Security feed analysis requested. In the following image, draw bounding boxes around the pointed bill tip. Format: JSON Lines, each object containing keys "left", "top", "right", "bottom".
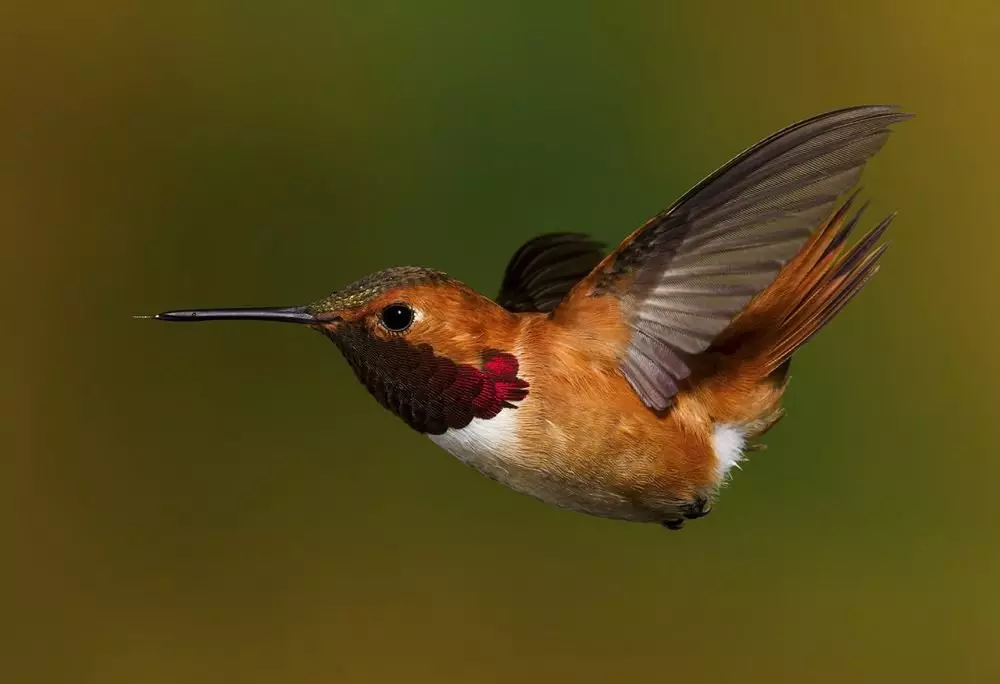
{"left": 144, "top": 306, "right": 317, "bottom": 323}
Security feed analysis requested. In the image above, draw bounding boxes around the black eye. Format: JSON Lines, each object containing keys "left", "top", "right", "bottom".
{"left": 380, "top": 304, "right": 414, "bottom": 332}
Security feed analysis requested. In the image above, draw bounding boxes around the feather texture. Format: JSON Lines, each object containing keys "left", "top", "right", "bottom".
{"left": 331, "top": 323, "right": 529, "bottom": 435}
{"left": 497, "top": 233, "right": 605, "bottom": 313}
{"left": 762, "top": 210, "right": 894, "bottom": 373}
{"left": 708, "top": 192, "right": 892, "bottom": 376}
{"left": 574, "top": 105, "right": 910, "bottom": 410}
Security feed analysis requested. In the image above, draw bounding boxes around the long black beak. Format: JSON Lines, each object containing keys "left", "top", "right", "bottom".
{"left": 143, "top": 306, "right": 316, "bottom": 324}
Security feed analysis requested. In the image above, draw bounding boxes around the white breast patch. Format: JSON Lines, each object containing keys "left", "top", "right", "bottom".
{"left": 428, "top": 409, "right": 520, "bottom": 484}
{"left": 712, "top": 423, "right": 747, "bottom": 481}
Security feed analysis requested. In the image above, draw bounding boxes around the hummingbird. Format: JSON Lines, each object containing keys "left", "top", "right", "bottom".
{"left": 150, "top": 105, "right": 909, "bottom": 530}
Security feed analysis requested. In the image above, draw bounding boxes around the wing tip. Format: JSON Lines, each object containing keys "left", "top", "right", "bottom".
{"left": 816, "top": 103, "right": 914, "bottom": 121}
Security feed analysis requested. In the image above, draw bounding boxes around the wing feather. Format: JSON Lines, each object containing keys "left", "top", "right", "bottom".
{"left": 560, "top": 105, "right": 910, "bottom": 409}
{"left": 497, "top": 233, "right": 605, "bottom": 313}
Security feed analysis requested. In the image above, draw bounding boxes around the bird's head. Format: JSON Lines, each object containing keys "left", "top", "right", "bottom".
{"left": 151, "top": 267, "right": 529, "bottom": 433}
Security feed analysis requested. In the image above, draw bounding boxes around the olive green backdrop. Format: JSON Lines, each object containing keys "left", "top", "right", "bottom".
{"left": 5, "top": 2, "right": 999, "bottom": 682}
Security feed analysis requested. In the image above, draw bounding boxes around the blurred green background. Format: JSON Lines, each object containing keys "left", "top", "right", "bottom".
{"left": 4, "top": 2, "right": 999, "bottom": 682}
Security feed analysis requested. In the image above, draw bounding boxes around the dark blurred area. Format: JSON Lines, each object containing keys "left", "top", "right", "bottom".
{"left": 4, "top": 2, "right": 999, "bottom": 682}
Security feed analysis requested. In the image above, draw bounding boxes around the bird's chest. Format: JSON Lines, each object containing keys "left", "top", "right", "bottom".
{"left": 427, "top": 411, "right": 531, "bottom": 491}
{"left": 426, "top": 407, "right": 665, "bottom": 520}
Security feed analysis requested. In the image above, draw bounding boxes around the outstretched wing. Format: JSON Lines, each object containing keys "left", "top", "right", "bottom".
{"left": 557, "top": 105, "right": 911, "bottom": 410}
{"left": 497, "top": 233, "right": 605, "bottom": 313}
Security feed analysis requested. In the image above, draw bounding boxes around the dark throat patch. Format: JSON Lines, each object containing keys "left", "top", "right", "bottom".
{"left": 328, "top": 324, "right": 529, "bottom": 435}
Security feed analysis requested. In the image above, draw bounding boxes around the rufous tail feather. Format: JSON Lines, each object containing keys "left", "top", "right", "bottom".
{"left": 713, "top": 193, "right": 893, "bottom": 377}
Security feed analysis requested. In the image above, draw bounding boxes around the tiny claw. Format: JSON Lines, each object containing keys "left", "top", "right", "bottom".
{"left": 662, "top": 518, "right": 685, "bottom": 531}
{"left": 681, "top": 497, "right": 712, "bottom": 520}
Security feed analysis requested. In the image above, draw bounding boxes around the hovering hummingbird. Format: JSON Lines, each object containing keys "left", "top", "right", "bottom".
{"left": 150, "top": 105, "right": 909, "bottom": 529}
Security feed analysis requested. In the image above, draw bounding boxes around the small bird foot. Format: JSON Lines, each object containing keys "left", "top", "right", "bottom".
{"left": 662, "top": 497, "right": 713, "bottom": 530}
{"left": 681, "top": 496, "right": 712, "bottom": 520}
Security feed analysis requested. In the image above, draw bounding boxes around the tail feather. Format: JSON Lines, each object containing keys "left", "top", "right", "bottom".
{"left": 762, "top": 206, "right": 893, "bottom": 374}
{"left": 712, "top": 194, "right": 893, "bottom": 375}
{"left": 765, "top": 236, "right": 888, "bottom": 371}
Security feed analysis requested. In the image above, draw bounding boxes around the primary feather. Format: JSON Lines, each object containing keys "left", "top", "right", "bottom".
{"left": 560, "top": 105, "right": 911, "bottom": 410}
